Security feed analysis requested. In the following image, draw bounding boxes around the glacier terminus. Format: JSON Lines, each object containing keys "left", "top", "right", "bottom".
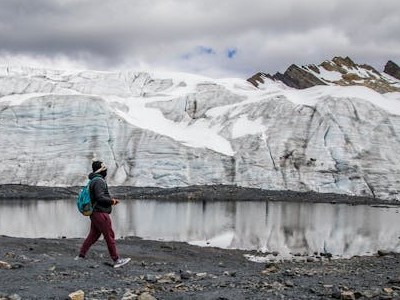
{"left": 1, "top": 60, "right": 400, "bottom": 201}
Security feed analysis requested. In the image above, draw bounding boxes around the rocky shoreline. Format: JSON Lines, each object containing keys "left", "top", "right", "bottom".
{"left": 1, "top": 184, "right": 399, "bottom": 206}
{"left": 1, "top": 236, "right": 400, "bottom": 299}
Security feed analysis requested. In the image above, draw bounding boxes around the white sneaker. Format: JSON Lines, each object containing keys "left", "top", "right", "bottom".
{"left": 113, "top": 257, "right": 131, "bottom": 268}
{"left": 74, "top": 255, "right": 84, "bottom": 261}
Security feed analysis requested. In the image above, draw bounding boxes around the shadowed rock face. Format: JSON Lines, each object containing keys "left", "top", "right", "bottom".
{"left": 247, "top": 72, "right": 271, "bottom": 87}
{"left": 272, "top": 64, "right": 327, "bottom": 89}
{"left": 384, "top": 61, "right": 400, "bottom": 80}
{"left": 248, "top": 56, "right": 400, "bottom": 93}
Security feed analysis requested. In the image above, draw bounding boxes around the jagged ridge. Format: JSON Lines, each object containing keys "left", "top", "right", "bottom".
{"left": 248, "top": 57, "right": 400, "bottom": 93}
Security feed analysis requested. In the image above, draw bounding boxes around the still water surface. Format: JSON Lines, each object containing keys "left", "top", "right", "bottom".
{"left": 1, "top": 199, "right": 400, "bottom": 258}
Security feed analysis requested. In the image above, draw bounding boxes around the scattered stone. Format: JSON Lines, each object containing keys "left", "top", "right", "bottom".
{"left": 283, "top": 269, "right": 295, "bottom": 277}
{"left": 261, "top": 263, "right": 278, "bottom": 275}
{"left": 306, "top": 257, "right": 315, "bottom": 262}
{"left": 0, "top": 261, "right": 12, "bottom": 269}
{"left": 263, "top": 281, "right": 285, "bottom": 291}
{"left": 388, "top": 277, "right": 400, "bottom": 284}
{"left": 284, "top": 280, "right": 294, "bottom": 287}
{"left": 218, "top": 282, "right": 229, "bottom": 288}
{"left": 0, "top": 294, "right": 22, "bottom": 300}
{"left": 17, "top": 255, "right": 30, "bottom": 261}
{"left": 353, "top": 291, "right": 363, "bottom": 299}
{"left": 4, "top": 252, "right": 16, "bottom": 258}
{"left": 156, "top": 278, "right": 172, "bottom": 284}
{"left": 68, "top": 290, "right": 84, "bottom": 300}
{"left": 362, "top": 289, "right": 381, "bottom": 298}
{"left": 10, "top": 263, "right": 24, "bottom": 269}
{"left": 341, "top": 291, "right": 355, "bottom": 300}
{"left": 383, "top": 287, "right": 393, "bottom": 294}
{"left": 160, "top": 244, "right": 175, "bottom": 251}
{"left": 261, "top": 265, "right": 278, "bottom": 274}
{"left": 223, "top": 271, "right": 237, "bottom": 277}
{"left": 166, "top": 272, "right": 181, "bottom": 282}
{"left": 156, "top": 272, "right": 181, "bottom": 284}
{"left": 48, "top": 265, "right": 56, "bottom": 271}
{"left": 144, "top": 274, "right": 157, "bottom": 283}
{"left": 179, "top": 270, "right": 193, "bottom": 280}
{"left": 195, "top": 272, "right": 207, "bottom": 279}
{"left": 89, "top": 264, "right": 100, "bottom": 269}
{"left": 331, "top": 287, "right": 342, "bottom": 299}
{"left": 321, "top": 252, "right": 333, "bottom": 259}
{"left": 122, "top": 291, "right": 138, "bottom": 300}
{"left": 138, "top": 292, "right": 157, "bottom": 300}
{"left": 378, "top": 250, "right": 393, "bottom": 257}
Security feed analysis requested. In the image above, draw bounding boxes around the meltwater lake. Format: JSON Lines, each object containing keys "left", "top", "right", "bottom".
{"left": 1, "top": 199, "right": 400, "bottom": 258}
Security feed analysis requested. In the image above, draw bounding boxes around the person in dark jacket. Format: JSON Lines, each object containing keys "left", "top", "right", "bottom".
{"left": 76, "top": 160, "right": 130, "bottom": 268}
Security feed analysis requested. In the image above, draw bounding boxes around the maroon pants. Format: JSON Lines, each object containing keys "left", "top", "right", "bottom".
{"left": 80, "top": 212, "right": 119, "bottom": 261}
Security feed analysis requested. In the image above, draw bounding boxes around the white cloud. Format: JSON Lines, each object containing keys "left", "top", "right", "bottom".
{"left": 0, "top": 52, "right": 89, "bottom": 71}
{"left": 0, "top": 0, "right": 398, "bottom": 78}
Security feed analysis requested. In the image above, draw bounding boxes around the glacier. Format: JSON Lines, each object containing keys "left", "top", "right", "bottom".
{"left": 1, "top": 65, "right": 400, "bottom": 201}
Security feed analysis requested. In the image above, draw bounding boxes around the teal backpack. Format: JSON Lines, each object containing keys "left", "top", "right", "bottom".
{"left": 76, "top": 177, "right": 102, "bottom": 216}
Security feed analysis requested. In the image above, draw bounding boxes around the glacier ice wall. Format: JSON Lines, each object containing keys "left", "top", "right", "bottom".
{"left": 1, "top": 65, "right": 400, "bottom": 201}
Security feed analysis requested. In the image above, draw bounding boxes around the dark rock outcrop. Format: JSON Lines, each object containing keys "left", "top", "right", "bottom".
{"left": 384, "top": 60, "right": 400, "bottom": 80}
{"left": 272, "top": 64, "right": 327, "bottom": 89}
{"left": 247, "top": 72, "right": 272, "bottom": 88}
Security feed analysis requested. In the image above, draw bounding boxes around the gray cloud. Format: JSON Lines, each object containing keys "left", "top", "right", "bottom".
{"left": 0, "top": 0, "right": 399, "bottom": 78}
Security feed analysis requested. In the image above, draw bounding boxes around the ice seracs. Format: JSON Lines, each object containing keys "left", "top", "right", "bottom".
{"left": 0, "top": 62, "right": 400, "bottom": 201}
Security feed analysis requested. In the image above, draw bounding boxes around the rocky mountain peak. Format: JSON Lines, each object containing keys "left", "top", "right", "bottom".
{"left": 273, "top": 64, "right": 327, "bottom": 89}
{"left": 247, "top": 72, "right": 271, "bottom": 87}
{"left": 248, "top": 57, "right": 400, "bottom": 93}
{"left": 332, "top": 56, "right": 357, "bottom": 68}
{"left": 384, "top": 60, "right": 400, "bottom": 80}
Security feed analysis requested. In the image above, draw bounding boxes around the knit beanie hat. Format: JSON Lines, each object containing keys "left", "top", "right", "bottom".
{"left": 92, "top": 159, "right": 107, "bottom": 173}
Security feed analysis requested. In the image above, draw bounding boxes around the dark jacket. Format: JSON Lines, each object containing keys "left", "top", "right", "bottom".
{"left": 88, "top": 173, "right": 113, "bottom": 214}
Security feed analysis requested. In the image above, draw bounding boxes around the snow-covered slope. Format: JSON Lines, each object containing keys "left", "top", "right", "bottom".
{"left": 1, "top": 65, "right": 400, "bottom": 201}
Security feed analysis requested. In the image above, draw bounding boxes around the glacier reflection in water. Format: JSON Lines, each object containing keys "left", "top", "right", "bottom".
{"left": 1, "top": 199, "right": 400, "bottom": 257}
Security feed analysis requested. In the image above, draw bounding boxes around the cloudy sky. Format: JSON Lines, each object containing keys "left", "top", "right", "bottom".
{"left": 0, "top": 0, "right": 399, "bottom": 78}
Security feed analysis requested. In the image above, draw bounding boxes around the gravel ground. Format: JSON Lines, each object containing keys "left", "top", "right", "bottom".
{"left": 1, "top": 236, "right": 400, "bottom": 300}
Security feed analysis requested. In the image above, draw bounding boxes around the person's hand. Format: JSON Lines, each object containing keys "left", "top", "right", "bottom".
{"left": 111, "top": 199, "right": 120, "bottom": 206}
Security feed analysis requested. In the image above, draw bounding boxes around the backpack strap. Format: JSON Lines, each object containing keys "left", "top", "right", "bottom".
{"left": 88, "top": 176, "right": 105, "bottom": 207}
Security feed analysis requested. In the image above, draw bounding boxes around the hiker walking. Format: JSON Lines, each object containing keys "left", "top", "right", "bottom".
{"left": 76, "top": 159, "right": 130, "bottom": 268}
